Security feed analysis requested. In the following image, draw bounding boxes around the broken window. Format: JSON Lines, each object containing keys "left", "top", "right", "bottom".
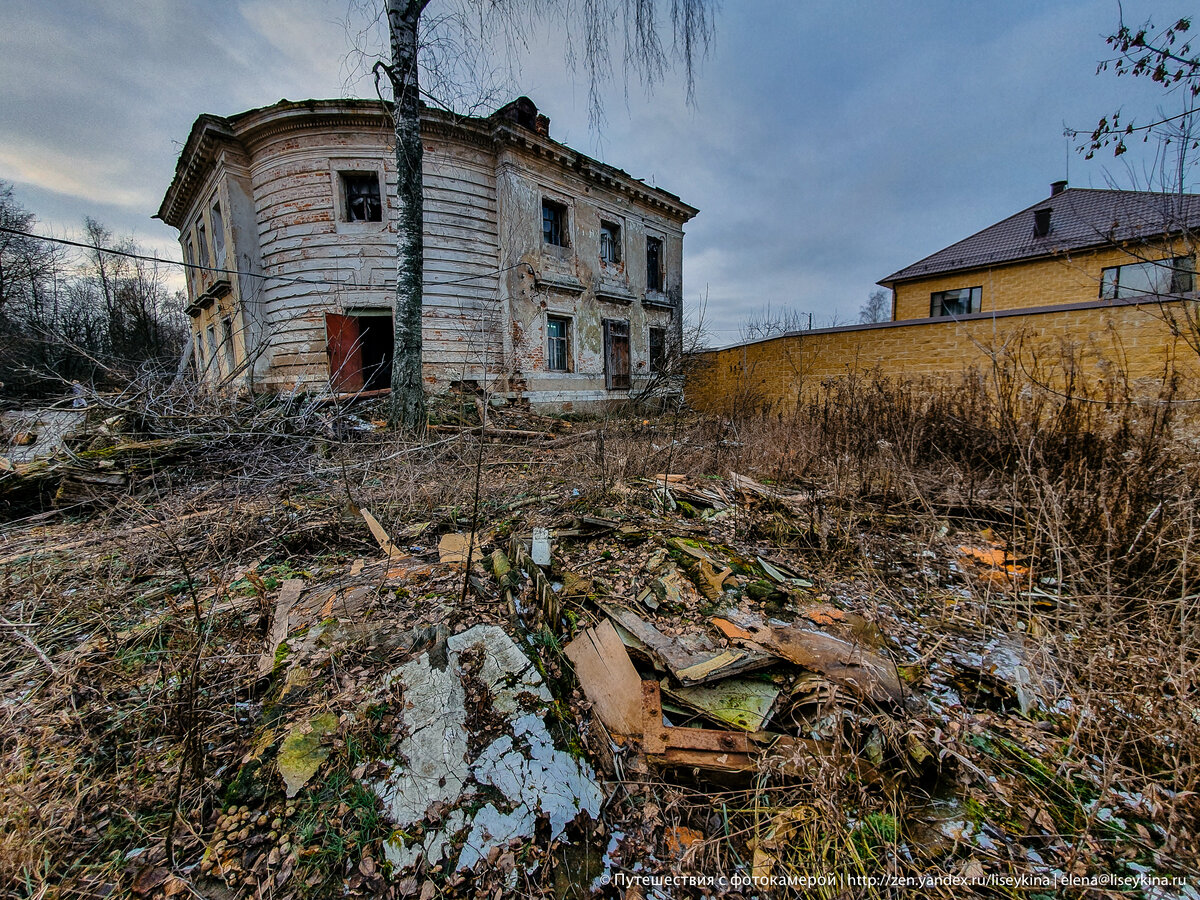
{"left": 184, "top": 237, "right": 197, "bottom": 292}
{"left": 341, "top": 172, "right": 383, "bottom": 222}
{"left": 1101, "top": 256, "right": 1194, "bottom": 299}
{"left": 603, "top": 319, "right": 631, "bottom": 390}
{"left": 211, "top": 200, "right": 225, "bottom": 265}
{"left": 205, "top": 325, "right": 218, "bottom": 376}
{"left": 542, "top": 199, "right": 568, "bottom": 247}
{"left": 196, "top": 221, "right": 209, "bottom": 268}
{"left": 600, "top": 220, "right": 621, "bottom": 264}
{"left": 649, "top": 326, "right": 667, "bottom": 373}
{"left": 221, "top": 316, "right": 235, "bottom": 375}
{"left": 646, "top": 236, "right": 663, "bottom": 292}
{"left": 930, "top": 286, "right": 981, "bottom": 317}
{"left": 546, "top": 315, "right": 571, "bottom": 371}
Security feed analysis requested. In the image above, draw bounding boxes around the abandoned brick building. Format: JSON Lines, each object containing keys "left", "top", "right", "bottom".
{"left": 155, "top": 97, "right": 696, "bottom": 409}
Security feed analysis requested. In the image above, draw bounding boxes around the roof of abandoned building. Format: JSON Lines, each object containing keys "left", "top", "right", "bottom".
{"left": 880, "top": 187, "right": 1200, "bottom": 285}
{"left": 156, "top": 97, "right": 698, "bottom": 228}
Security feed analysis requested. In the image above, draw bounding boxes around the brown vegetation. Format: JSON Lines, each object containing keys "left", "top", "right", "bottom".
{"left": 1, "top": 358, "right": 1198, "bottom": 897}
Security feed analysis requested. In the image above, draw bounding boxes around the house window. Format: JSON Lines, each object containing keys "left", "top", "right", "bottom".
{"left": 646, "top": 236, "right": 663, "bottom": 292}
{"left": 930, "top": 287, "right": 981, "bottom": 317}
{"left": 546, "top": 315, "right": 571, "bottom": 371}
{"left": 542, "top": 199, "right": 568, "bottom": 247}
{"left": 184, "top": 237, "right": 197, "bottom": 292}
{"left": 196, "top": 222, "right": 209, "bottom": 267}
{"left": 211, "top": 201, "right": 226, "bottom": 265}
{"left": 649, "top": 326, "right": 666, "bottom": 373}
{"left": 1100, "top": 256, "right": 1194, "bottom": 299}
{"left": 206, "top": 325, "right": 218, "bottom": 376}
{"left": 600, "top": 220, "right": 621, "bottom": 263}
{"left": 221, "top": 316, "right": 236, "bottom": 375}
{"left": 341, "top": 172, "right": 382, "bottom": 222}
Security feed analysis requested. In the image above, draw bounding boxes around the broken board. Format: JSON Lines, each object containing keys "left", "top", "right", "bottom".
{"left": 564, "top": 621, "right": 644, "bottom": 735}
{"left": 600, "top": 602, "right": 772, "bottom": 686}
{"left": 660, "top": 677, "right": 780, "bottom": 732}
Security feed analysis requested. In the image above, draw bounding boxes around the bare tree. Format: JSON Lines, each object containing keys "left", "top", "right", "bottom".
{"left": 370, "top": 0, "right": 717, "bottom": 429}
{"left": 859, "top": 287, "right": 891, "bottom": 324}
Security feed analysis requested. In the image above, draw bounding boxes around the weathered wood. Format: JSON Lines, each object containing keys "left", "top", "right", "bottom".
{"left": 565, "top": 622, "right": 644, "bottom": 735}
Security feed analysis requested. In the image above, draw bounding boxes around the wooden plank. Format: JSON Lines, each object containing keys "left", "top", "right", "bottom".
{"left": 600, "top": 603, "right": 773, "bottom": 686}
{"left": 564, "top": 622, "right": 644, "bottom": 735}
{"left": 361, "top": 508, "right": 401, "bottom": 559}
{"left": 258, "top": 578, "right": 304, "bottom": 675}
{"left": 715, "top": 612, "right": 903, "bottom": 705}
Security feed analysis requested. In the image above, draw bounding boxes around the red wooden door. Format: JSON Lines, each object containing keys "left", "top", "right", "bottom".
{"left": 326, "top": 313, "right": 364, "bottom": 392}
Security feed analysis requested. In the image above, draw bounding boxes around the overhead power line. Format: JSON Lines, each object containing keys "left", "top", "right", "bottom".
{"left": 0, "top": 225, "right": 534, "bottom": 291}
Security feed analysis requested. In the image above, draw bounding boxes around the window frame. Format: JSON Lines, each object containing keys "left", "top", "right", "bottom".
{"left": 599, "top": 219, "right": 622, "bottom": 264}
{"left": 545, "top": 314, "right": 572, "bottom": 372}
{"left": 930, "top": 286, "right": 982, "bottom": 318}
{"left": 339, "top": 171, "right": 383, "bottom": 223}
{"left": 211, "top": 199, "right": 226, "bottom": 266}
{"left": 645, "top": 235, "right": 664, "bottom": 293}
{"left": 1100, "top": 255, "right": 1194, "bottom": 300}
{"left": 196, "top": 220, "right": 210, "bottom": 268}
{"left": 542, "top": 198, "right": 569, "bottom": 248}
{"left": 649, "top": 326, "right": 668, "bottom": 373}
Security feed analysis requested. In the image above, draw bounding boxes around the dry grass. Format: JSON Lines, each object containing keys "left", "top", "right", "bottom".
{"left": 1, "top": 363, "right": 1199, "bottom": 898}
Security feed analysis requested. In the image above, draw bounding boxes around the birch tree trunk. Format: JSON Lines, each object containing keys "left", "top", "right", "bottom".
{"left": 386, "top": 0, "right": 428, "bottom": 429}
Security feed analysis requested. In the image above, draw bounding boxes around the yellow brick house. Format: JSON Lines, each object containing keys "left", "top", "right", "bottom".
{"left": 692, "top": 182, "right": 1200, "bottom": 411}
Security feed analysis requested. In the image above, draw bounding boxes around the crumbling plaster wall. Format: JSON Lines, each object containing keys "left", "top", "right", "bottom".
{"left": 495, "top": 147, "right": 684, "bottom": 409}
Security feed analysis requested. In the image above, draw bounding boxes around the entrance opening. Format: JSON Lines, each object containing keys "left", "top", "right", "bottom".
{"left": 326, "top": 312, "right": 394, "bottom": 392}
{"left": 603, "top": 318, "right": 631, "bottom": 390}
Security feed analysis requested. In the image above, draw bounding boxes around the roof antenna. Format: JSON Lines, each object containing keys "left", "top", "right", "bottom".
{"left": 1064, "top": 129, "right": 1070, "bottom": 186}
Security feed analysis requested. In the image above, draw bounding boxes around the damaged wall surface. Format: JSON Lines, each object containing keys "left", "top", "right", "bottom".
{"left": 156, "top": 98, "right": 696, "bottom": 411}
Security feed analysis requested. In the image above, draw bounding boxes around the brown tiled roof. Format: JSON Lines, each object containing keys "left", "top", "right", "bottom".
{"left": 880, "top": 188, "right": 1200, "bottom": 285}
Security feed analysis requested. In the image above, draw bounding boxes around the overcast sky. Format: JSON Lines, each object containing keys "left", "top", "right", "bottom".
{"left": 0, "top": 0, "right": 1193, "bottom": 345}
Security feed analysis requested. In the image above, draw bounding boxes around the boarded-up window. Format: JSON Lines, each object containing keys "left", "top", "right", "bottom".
{"left": 646, "top": 236, "right": 663, "bottom": 292}
{"left": 603, "top": 319, "right": 631, "bottom": 390}
{"left": 342, "top": 173, "right": 382, "bottom": 222}
{"left": 649, "top": 326, "right": 666, "bottom": 373}
{"left": 546, "top": 315, "right": 570, "bottom": 371}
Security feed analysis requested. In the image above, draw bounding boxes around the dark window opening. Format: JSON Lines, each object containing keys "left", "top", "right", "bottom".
{"left": 1101, "top": 256, "right": 1194, "bottom": 300}
{"left": 211, "top": 201, "right": 226, "bottom": 263}
{"left": 327, "top": 312, "right": 394, "bottom": 392}
{"left": 604, "top": 319, "right": 631, "bottom": 390}
{"left": 930, "top": 286, "right": 981, "bottom": 317}
{"left": 600, "top": 220, "right": 621, "bottom": 263}
{"left": 196, "top": 221, "right": 209, "bottom": 267}
{"left": 546, "top": 315, "right": 571, "bottom": 371}
{"left": 649, "top": 326, "right": 666, "bottom": 373}
{"left": 542, "top": 199, "right": 568, "bottom": 247}
{"left": 342, "top": 172, "right": 383, "bottom": 222}
{"left": 221, "top": 316, "right": 235, "bottom": 375}
{"left": 646, "top": 236, "right": 663, "bottom": 292}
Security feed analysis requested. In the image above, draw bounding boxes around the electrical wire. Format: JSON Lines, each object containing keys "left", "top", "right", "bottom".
{"left": 0, "top": 224, "right": 533, "bottom": 290}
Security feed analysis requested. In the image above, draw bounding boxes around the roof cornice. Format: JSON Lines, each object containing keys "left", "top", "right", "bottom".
{"left": 157, "top": 98, "right": 699, "bottom": 230}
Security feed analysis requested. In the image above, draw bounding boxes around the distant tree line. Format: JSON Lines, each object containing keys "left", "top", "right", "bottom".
{"left": 0, "top": 180, "right": 187, "bottom": 400}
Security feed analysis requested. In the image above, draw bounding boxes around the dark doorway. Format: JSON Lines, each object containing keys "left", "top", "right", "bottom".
{"left": 326, "top": 312, "right": 394, "bottom": 392}
{"left": 603, "top": 319, "right": 630, "bottom": 390}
